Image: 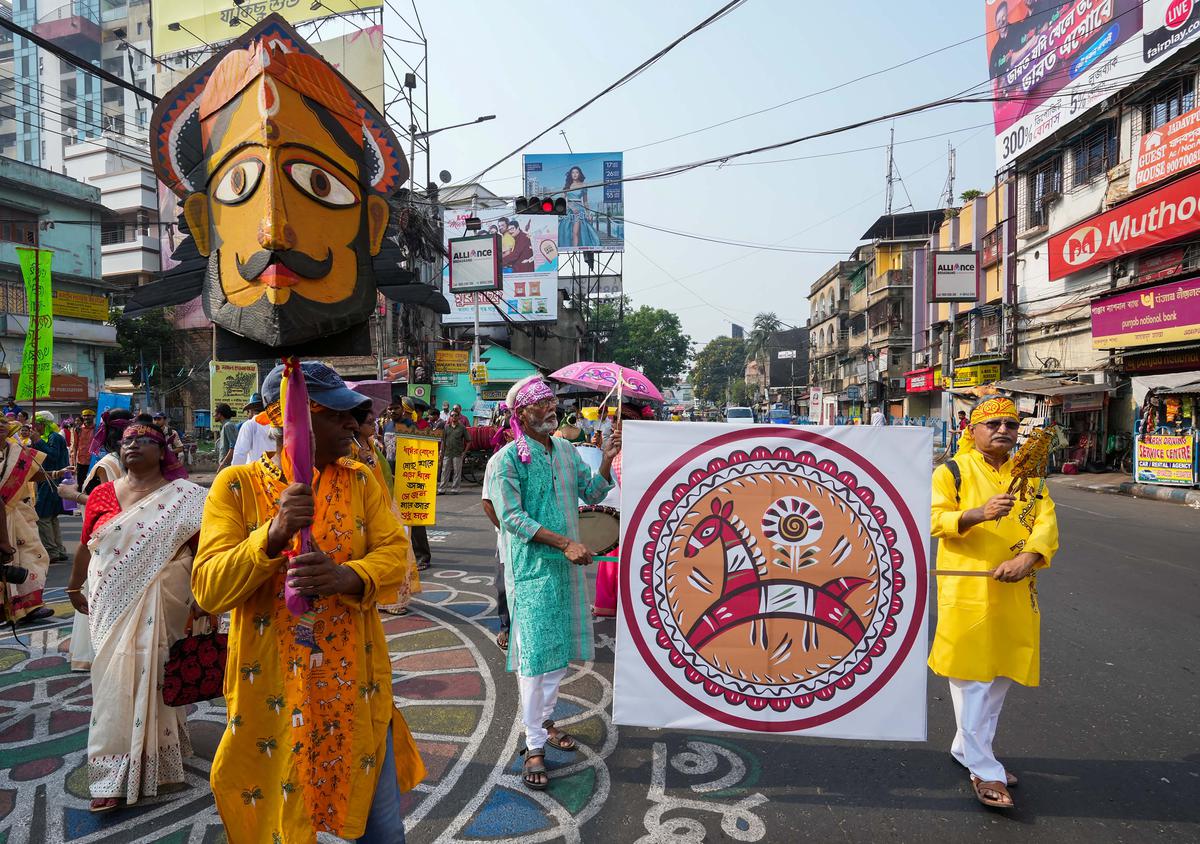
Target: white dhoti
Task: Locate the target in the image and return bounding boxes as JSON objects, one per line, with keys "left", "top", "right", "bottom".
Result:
{"left": 948, "top": 677, "right": 1012, "bottom": 783}
{"left": 513, "top": 627, "right": 567, "bottom": 750}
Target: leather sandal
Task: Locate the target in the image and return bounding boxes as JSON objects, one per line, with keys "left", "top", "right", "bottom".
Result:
{"left": 519, "top": 747, "right": 548, "bottom": 790}
{"left": 970, "top": 775, "right": 1015, "bottom": 809}
{"left": 543, "top": 719, "right": 578, "bottom": 752}
{"left": 1006, "top": 770, "right": 1019, "bottom": 788}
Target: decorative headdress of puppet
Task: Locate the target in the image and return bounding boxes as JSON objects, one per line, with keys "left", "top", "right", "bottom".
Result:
{"left": 149, "top": 15, "right": 406, "bottom": 358}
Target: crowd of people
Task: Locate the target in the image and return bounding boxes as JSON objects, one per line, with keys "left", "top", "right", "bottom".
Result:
{"left": 0, "top": 370, "right": 1061, "bottom": 839}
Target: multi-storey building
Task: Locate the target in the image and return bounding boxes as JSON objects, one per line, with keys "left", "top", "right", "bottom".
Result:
{"left": 0, "top": 0, "right": 159, "bottom": 293}
{"left": 806, "top": 261, "right": 859, "bottom": 424}
{"left": 0, "top": 155, "right": 114, "bottom": 409}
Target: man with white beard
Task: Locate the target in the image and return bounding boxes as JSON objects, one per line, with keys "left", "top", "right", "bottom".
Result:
{"left": 487, "top": 376, "right": 619, "bottom": 791}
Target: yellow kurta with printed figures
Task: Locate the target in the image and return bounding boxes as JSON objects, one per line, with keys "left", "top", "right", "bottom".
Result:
{"left": 928, "top": 449, "right": 1059, "bottom": 687}
{"left": 193, "top": 456, "right": 425, "bottom": 844}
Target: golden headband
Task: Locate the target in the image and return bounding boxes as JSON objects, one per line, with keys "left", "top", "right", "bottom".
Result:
{"left": 970, "top": 397, "right": 1018, "bottom": 426}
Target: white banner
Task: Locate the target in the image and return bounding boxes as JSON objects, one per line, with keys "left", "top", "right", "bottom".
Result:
{"left": 614, "top": 422, "right": 931, "bottom": 740}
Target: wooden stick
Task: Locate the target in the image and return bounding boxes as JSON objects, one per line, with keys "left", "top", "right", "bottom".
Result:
{"left": 931, "top": 569, "right": 996, "bottom": 577}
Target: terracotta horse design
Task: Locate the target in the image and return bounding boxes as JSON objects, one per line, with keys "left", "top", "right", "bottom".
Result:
{"left": 682, "top": 497, "right": 871, "bottom": 652}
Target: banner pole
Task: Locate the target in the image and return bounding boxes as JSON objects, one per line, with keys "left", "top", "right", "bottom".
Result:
{"left": 31, "top": 228, "right": 38, "bottom": 419}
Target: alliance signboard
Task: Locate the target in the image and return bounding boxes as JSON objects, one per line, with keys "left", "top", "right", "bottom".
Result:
{"left": 448, "top": 235, "right": 502, "bottom": 294}
{"left": 931, "top": 251, "right": 980, "bottom": 302}
{"left": 1090, "top": 276, "right": 1200, "bottom": 349}
{"left": 1049, "top": 169, "right": 1200, "bottom": 280}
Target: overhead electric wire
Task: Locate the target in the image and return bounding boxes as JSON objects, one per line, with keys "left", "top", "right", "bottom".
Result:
{"left": 619, "top": 217, "right": 853, "bottom": 253}
{"left": 460, "top": 0, "right": 749, "bottom": 188}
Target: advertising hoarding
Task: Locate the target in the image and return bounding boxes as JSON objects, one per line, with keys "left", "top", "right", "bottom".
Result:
{"left": 152, "top": 0, "right": 382, "bottom": 57}
{"left": 312, "top": 26, "right": 385, "bottom": 111}
{"left": 557, "top": 274, "right": 623, "bottom": 298}
{"left": 1134, "top": 434, "right": 1197, "bottom": 485}
{"left": 442, "top": 207, "right": 558, "bottom": 325}
{"left": 905, "top": 367, "right": 941, "bottom": 393}
{"left": 523, "top": 152, "right": 624, "bottom": 252}
{"left": 1090, "top": 276, "right": 1200, "bottom": 348}
{"left": 1129, "top": 102, "right": 1200, "bottom": 191}
{"left": 952, "top": 363, "right": 1002, "bottom": 388}
{"left": 210, "top": 361, "right": 259, "bottom": 420}
{"left": 1049, "top": 169, "right": 1200, "bottom": 279}
{"left": 448, "top": 235, "right": 502, "bottom": 294}
{"left": 931, "top": 251, "right": 980, "bottom": 302}
{"left": 987, "top": 0, "right": 1200, "bottom": 168}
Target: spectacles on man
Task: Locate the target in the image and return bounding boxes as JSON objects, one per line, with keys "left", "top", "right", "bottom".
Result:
{"left": 980, "top": 419, "right": 1019, "bottom": 431}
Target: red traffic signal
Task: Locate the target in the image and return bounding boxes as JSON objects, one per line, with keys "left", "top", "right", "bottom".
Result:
{"left": 515, "top": 196, "right": 567, "bottom": 215}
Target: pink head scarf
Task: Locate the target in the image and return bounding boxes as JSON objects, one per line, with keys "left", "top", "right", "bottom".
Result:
{"left": 121, "top": 423, "right": 189, "bottom": 482}
{"left": 506, "top": 377, "right": 555, "bottom": 464}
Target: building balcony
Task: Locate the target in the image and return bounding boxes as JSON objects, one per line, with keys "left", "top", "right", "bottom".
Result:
{"left": 868, "top": 268, "right": 909, "bottom": 294}
{"left": 90, "top": 168, "right": 156, "bottom": 214}
{"left": 101, "top": 234, "right": 160, "bottom": 277}
{"left": 32, "top": 9, "right": 100, "bottom": 61}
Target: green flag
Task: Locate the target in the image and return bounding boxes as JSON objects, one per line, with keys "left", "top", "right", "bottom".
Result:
{"left": 16, "top": 247, "right": 53, "bottom": 401}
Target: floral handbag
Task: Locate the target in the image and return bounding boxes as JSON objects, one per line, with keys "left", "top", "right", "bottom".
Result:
{"left": 162, "top": 612, "right": 227, "bottom": 707}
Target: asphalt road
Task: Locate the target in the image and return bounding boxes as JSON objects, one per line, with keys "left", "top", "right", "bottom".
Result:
{"left": 8, "top": 481, "right": 1200, "bottom": 843}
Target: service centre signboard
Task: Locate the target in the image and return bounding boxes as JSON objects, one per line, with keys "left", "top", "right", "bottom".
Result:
{"left": 1091, "top": 276, "right": 1200, "bottom": 349}
{"left": 1050, "top": 169, "right": 1200, "bottom": 280}
{"left": 931, "top": 251, "right": 980, "bottom": 302}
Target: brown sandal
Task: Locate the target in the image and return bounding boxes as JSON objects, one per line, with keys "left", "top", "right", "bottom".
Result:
{"left": 90, "top": 797, "right": 120, "bottom": 813}
{"left": 520, "top": 747, "right": 548, "bottom": 790}
{"left": 1006, "top": 770, "right": 1019, "bottom": 788}
{"left": 970, "top": 775, "right": 1015, "bottom": 809}
{"left": 543, "top": 719, "right": 578, "bottom": 752}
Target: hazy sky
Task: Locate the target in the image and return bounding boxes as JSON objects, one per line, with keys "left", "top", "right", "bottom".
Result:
{"left": 385, "top": 1, "right": 995, "bottom": 347}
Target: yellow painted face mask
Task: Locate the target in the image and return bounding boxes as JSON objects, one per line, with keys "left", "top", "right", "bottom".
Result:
{"left": 151, "top": 15, "right": 405, "bottom": 358}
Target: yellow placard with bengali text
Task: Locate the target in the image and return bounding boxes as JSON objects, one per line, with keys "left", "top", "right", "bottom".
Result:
{"left": 394, "top": 435, "right": 439, "bottom": 526}
{"left": 210, "top": 361, "right": 259, "bottom": 420}
{"left": 435, "top": 350, "right": 470, "bottom": 374}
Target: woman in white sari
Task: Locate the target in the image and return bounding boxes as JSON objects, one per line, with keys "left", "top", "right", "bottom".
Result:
{"left": 66, "top": 420, "right": 205, "bottom": 813}
{"left": 58, "top": 408, "right": 133, "bottom": 672}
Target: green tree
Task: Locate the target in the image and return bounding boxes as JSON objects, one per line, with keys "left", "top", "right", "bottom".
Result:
{"left": 960, "top": 189, "right": 984, "bottom": 202}
{"left": 108, "top": 306, "right": 176, "bottom": 385}
{"left": 745, "top": 313, "right": 783, "bottom": 402}
{"left": 606, "top": 305, "right": 692, "bottom": 389}
{"left": 691, "top": 336, "right": 747, "bottom": 405}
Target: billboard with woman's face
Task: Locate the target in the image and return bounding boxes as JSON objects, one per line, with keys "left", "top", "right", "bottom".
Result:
{"left": 523, "top": 152, "right": 624, "bottom": 253}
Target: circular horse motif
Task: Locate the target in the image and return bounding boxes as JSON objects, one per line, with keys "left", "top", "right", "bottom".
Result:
{"left": 624, "top": 430, "right": 925, "bottom": 731}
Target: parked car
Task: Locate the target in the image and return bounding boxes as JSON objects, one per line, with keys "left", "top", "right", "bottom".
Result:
{"left": 724, "top": 406, "right": 755, "bottom": 424}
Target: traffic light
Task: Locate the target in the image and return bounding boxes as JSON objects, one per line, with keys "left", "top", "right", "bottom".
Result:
{"left": 515, "top": 196, "right": 566, "bottom": 215}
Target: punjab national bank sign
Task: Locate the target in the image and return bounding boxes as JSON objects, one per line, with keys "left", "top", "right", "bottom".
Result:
{"left": 1049, "top": 169, "right": 1200, "bottom": 280}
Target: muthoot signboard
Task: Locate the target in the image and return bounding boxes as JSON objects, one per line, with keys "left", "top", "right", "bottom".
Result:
{"left": 1050, "top": 169, "right": 1200, "bottom": 279}
{"left": 448, "top": 234, "right": 503, "bottom": 293}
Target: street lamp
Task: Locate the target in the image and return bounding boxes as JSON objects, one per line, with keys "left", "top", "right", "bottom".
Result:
{"left": 415, "top": 115, "right": 496, "bottom": 141}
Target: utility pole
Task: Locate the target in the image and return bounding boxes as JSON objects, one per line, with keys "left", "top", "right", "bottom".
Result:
{"left": 884, "top": 126, "right": 895, "bottom": 216}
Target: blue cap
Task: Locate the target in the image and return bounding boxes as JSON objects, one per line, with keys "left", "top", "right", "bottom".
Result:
{"left": 242, "top": 392, "right": 264, "bottom": 409}
{"left": 261, "top": 362, "right": 370, "bottom": 413}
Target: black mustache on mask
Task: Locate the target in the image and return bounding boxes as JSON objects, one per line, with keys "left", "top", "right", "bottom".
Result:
{"left": 236, "top": 248, "right": 334, "bottom": 281}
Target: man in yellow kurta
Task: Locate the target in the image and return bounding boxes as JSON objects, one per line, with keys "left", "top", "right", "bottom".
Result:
{"left": 194, "top": 362, "right": 424, "bottom": 843}
{"left": 930, "top": 396, "right": 1058, "bottom": 811}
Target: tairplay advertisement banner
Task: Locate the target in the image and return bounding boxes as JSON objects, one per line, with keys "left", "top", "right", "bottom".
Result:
{"left": 987, "top": 0, "right": 1142, "bottom": 167}
{"left": 441, "top": 207, "right": 558, "bottom": 325}
{"left": 1050, "top": 169, "right": 1200, "bottom": 279}
{"left": 523, "top": 152, "right": 624, "bottom": 252}
{"left": 1090, "top": 276, "right": 1200, "bottom": 348}
{"left": 152, "top": 0, "right": 381, "bottom": 57}
{"left": 15, "top": 248, "right": 52, "bottom": 401}
{"left": 614, "top": 422, "right": 931, "bottom": 739}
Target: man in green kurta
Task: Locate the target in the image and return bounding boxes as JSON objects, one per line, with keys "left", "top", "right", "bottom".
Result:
{"left": 489, "top": 376, "right": 618, "bottom": 791}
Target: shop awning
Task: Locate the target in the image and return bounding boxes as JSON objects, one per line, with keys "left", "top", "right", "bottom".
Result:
{"left": 994, "top": 378, "right": 1118, "bottom": 397}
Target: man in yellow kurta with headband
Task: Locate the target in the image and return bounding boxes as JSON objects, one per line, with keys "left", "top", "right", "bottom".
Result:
{"left": 930, "top": 396, "right": 1059, "bottom": 811}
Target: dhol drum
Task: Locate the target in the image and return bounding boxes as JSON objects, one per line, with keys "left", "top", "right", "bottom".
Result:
{"left": 577, "top": 505, "right": 621, "bottom": 557}
{"left": 574, "top": 442, "right": 620, "bottom": 509}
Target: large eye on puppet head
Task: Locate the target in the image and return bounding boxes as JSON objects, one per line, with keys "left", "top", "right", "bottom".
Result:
{"left": 284, "top": 161, "right": 358, "bottom": 207}
{"left": 213, "top": 158, "right": 265, "bottom": 205}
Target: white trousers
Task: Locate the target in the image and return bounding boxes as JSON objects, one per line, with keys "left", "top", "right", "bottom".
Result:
{"left": 513, "top": 626, "right": 567, "bottom": 750}
{"left": 949, "top": 677, "right": 1012, "bottom": 783}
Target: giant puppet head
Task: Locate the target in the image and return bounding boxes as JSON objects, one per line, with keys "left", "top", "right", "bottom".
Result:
{"left": 150, "top": 15, "right": 406, "bottom": 357}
